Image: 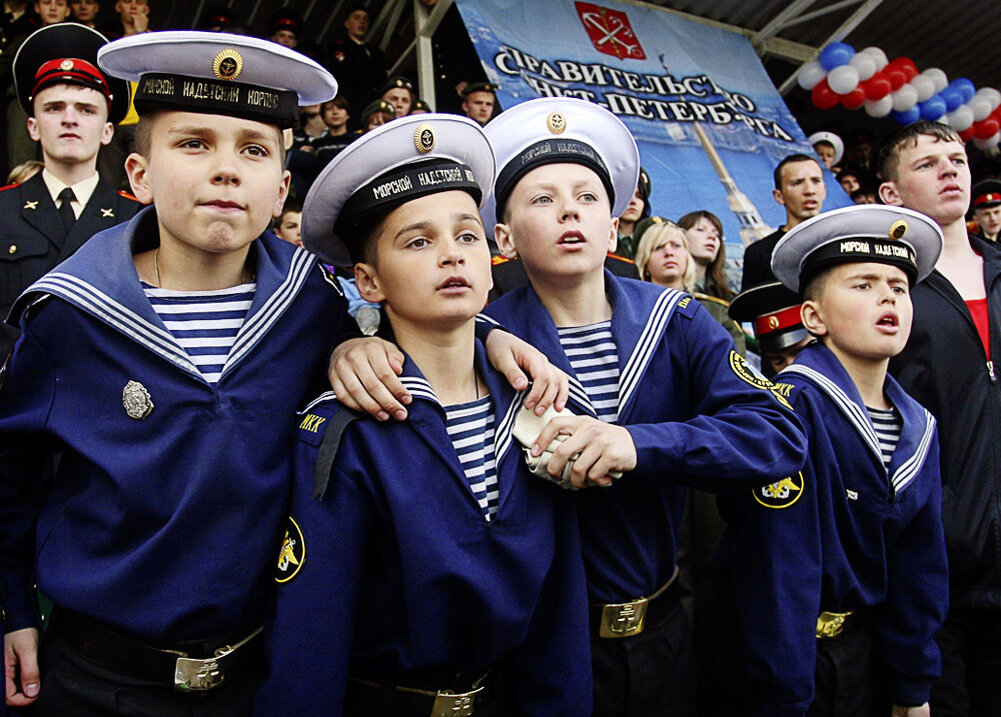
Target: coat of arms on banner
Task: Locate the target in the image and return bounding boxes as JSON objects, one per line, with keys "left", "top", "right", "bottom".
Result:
{"left": 574, "top": 2, "right": 645, "bottom": 60}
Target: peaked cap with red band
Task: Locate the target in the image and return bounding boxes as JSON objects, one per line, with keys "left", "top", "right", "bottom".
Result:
{"left": 13, "top": 23, "right": 131, "bottom": 124}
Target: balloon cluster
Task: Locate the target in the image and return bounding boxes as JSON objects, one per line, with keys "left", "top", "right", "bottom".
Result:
{"left": 798, "top": 42, "right": 1001, "bottom": 151}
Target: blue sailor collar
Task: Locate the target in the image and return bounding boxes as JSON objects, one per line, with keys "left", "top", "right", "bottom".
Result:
{"left": 484, "top": 270, "right": 685, "bottom": 420}
{"left": 780, "top": 343, "right": 935, "bottom": 494}
{"left": 300, "top": 337, "right": 526, "bottom": 510}
{"left": 13, "top": 205, "right": 321, "bottom": 383}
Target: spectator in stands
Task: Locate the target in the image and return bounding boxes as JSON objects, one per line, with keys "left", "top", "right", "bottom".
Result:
{"left": 741, "top": 154, "right": 826, "bottom": 289}
{"left": 808, "top": 130, "right": 843, "bottom": 170}
{"left": 358, "top": 99, "right": 394, "bottom": 133}
{"left": 679, "top": 210, "right": 736, "bottom": 302}
{"left": 100, "top": 0, "right": 148, "bottom": 39}
{"left": 198, "top": 5, "right": 239, "bottom": 32}
{"left": 5, "top": 157, "right": 41, "bottom": 184}
{"left": 33, "top": 0, "right": 68, "bottom": 25}
{"left": 273, "top": 198, "right": 303, "bottom": 247}
{"left": 68, "top": 0, "right": 98, "bottom": 27}
{"left": 266, "top": 7, "right": 300, "bottom": 49}
{"left": 837, "top": 164, "right": 863, "bottom": 196}
{"left": 410, "top": 98, "right": 431, "bottom": 114}
{"left": 970, "top": 179, "right": 1001, "bottom": 241}
{"left": 851, "top": 186, "right": 878, "bottom": 204}
{"left": 311, "top": 96, "right": 352, "bottom": 164}
{"left": 380, "top": 76, "right": 413, "bottom": 119}
{"left": 634, "top": 218, "right": 692, "bottom": 290}
{"left": 329, "top": 6, "right": 387, "bottom": 116}
{"left": 844, "top": 127, "right": 874, "bottom": 171}
{"left": 615, "top": 167, "right": 650, "bottom": 260}
{"left": 461, "top": 82, "right": 497, "bottom": 126}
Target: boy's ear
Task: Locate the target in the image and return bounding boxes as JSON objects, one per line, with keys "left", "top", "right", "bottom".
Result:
{"left": 26, "top": 116, "right": 40, "bottom": 143}
{"left": 607, "top": 216, "right": 619, "bottom": 253}
{"left": 878, "top": 181, "right": 904, "bottom": 207}
{"left": 124, "top": 152, "right": 154, "bottom": 204}
{"left": 494, "top": 222, "right": 518, "bottom": 259}
{"left": 354, "top": 262, "right": 385, "bottom": 303}
{"left": 272, "top": 170, "right": 291, "bottom": 217}
{"left": 800, "top": 300, "right": 828, "bottom": 338}
{"left": 100, "top": 121, "right": 114, "bottom": 147}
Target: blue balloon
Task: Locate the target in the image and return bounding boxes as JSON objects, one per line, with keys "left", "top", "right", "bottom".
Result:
{"left": 942, "top": 88, "right": 964, "bottom": 112}
{"left": 892, "top": 107, "right": 921, "bottom": 125}
{"left": 920, "top": 95, "right": 947, "bottom": 121}
{"left": 953, "top": 78, "right": 976, "bottom": 103}
{"left": 819, "top": 42, "right": 855, "bottom": 71}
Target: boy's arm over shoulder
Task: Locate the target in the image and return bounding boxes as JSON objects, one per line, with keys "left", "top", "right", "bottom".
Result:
{"left": 625, "top": 298, "right": 808, "bottom": 490}
{"left": 718, "top": 384, "right": 824, "bottom": 716}
{"left": 871, "top": 425, "right": 949, "bottom": 709}
{"left": 257, "top": 402, "right": 374, "bottom": 716}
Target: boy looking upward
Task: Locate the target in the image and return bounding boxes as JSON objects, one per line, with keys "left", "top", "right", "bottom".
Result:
{"left": 482, "top": 97, "right": 808, "bottom": 716}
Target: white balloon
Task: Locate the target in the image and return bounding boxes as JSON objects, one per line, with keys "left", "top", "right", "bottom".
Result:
{"left": 864, "top": 95, "right": 894, "bottom": 118}
{"left": 946, "top": 105, "right": 975, "bottom": 131}
{"left": 891, "top": 85, "right": 918, "bottom": 112}
{"left": 848, "top": 53, "right": 876, "bottom": 81}
{"left": 827, "top": 65, "right": 860, "bottom": 95}
{"left": 922, "top": 68, "right": 949, "bottom": 94}
{"left": 797, "top": 60, "right": 827, "bottom": 91}
{"left": 910, "top": 76, "right": 936, "bottom": 103}
{"left": 970, "top": 96, "right": 993, "bottom": 122}
{"left": 977, "top": 87, "right": 1001, "bottom": 111}
{"left": 973, "top": 132, "right": 1001, "bottom": 151}
{"left": 860, "top": 46, "right": 889, "bottom": 71}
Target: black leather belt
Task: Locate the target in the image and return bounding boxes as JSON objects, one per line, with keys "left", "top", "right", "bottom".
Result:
{"left": 589, "top": 567, "right": 681, "bottom": 638}
{"left": 344, "top": 670, "right": 492, "bottom": 717}
{"left": 52, "top": 608, "right": 263, "bottom": 691}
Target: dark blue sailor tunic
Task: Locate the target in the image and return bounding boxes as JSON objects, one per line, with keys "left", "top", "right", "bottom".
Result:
{"left": 0, "top": 206, "right": 350, "bottom": 643}
{"left": 256, "top": 345, "right": 592, "bottom": 717}
{"left": 718, "top": 343, "right": 948, "bottom": 715}
{"left": 483, "top": 271, "right": 808, "bottom": 603}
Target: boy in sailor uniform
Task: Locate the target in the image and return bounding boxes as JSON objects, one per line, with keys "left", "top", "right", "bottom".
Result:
{"left": 256, "top": 114, "right": 591, "bottom": 717}
{"left": 719, "top": 205, "right": 949, "bottom": 716}
{"left": 479, "top": 97, "right": 809, "bottom": 717}
{"left": 0, "top": 32, "right": 565, "bottom": 715}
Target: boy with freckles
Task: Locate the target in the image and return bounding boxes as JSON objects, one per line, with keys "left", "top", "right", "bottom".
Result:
{"left": 721, "top": 204, "right": 949, "bottom": 716}
{"left": 481, "top": 97, "right": 808, "bottom": 716}
{"left": 1, "top": 32, "right": 562, "bottom": 715}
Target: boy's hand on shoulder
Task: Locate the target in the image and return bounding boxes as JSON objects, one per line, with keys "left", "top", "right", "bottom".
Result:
{"left": 329, "top": 338, "right": 411, "bottom": 421}
{"left": 5, "top": 627, "right": 39, "bottom": 707}
{"left": 532, "top": 416, "right": 636, "bottom": 488}
{"left": 891, "top": 704, "right": 929, "bottom": 717}
{"left": 485, "top": 331, "right": 569, "bottom": 415}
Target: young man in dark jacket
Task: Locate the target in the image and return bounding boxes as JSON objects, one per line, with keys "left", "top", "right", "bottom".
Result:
{"left": 881, "top": 120, "right": 1001, "bottom": 717}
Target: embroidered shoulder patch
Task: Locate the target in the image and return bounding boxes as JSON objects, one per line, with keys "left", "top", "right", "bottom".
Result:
{"left": 753, "top": 471, "right": 805, "bottom": 509}
{"left": 728, "top": 350, "right": 792, "bottom": 410}
{"left": 275, "top": 516, "right": 305, "bottom": 583}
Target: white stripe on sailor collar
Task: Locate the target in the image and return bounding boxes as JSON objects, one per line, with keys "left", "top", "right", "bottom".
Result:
{"left": 618, "top": 288, "right": 684, "bottom": 415}
{"left": 891, "top": 410, "right": 935, "bottom": 494}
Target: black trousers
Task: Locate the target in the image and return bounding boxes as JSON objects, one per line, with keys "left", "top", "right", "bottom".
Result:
{"left": 592, "top": 596, "right": 696, "bottom": 717}
{"left": 806, "top": 618, "right": 879, "bottom": 717}
{"left": 34, "top": 622, "right": 262, "bottom": 717}
{"left": 931, "top": 607, "right": 1001, "bottom": 717}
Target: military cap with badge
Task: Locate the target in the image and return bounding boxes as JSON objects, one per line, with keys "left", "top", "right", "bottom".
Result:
{"left": 771, "top": 204, "right": 943, "bottom": 294}
{"left": 461, "top": 81, "right": 499, "bottom": 98}
{"left": 972, "top": 179, "right": 1001, "bottom": 209}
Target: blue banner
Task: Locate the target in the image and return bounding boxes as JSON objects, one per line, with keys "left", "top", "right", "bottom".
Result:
{"left": 455, "top": 0, "right": 851, "bottom": 284}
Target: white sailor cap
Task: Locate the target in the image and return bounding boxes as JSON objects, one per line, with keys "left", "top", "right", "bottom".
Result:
{"left": 483, "top": 97, "right": 639, "bottom": 224}
{"left": 302, "top": 113, "right": 495, "bottom": 269}
{"left": 808, "top": 131, "right": 844, "bottom": 165}
{"left": 97, "top": 31, "right": 337, "bottom": 129}
{"left": 771, "top": 205, "right": 944, "bottom": 293}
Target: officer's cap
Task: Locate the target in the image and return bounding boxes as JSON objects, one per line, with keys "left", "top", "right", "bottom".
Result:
{"left": 771, "top": 205, "right": 943, "bottom": 293}
{"left": 808, "top": 131, "right": 844, "bottom": 165}
{"left": 302, "top": 114, "right": 495, "bottom": 269}
{"left": 461, "top": 82, "right": 498, "bottom": 98}
{"left": 200, "top": 6, "right": 240, "bottom": 32}
{"left": 381, "top": 76, "right": 414, "bottom": 96}
{"left": 729, "top": 281, "right": 809, "bottom": 353}
{"left": 97, "top": 31, "right": 337, "bottom": 129}
{"left": 14, "top": 23, "right": 131, "bottom": 124}
{"left": 972, "top": 179, "right": 1001, "bottom": 209}
{"left": 267, "top": 7, "right": 303, "bottom": 37}
{"left": 483, "top": 97, "right": 639, "bottom": 224}
{"left": 360, "top": 99, "right": 396, "bottom": 126}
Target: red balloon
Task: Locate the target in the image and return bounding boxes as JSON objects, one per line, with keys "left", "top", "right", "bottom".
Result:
{"left": 885, "top": 68, "right": 907, "bottom": 91}
{"left": 960, "top": 127, "right": 976, "bottom": 143}
{"left": 840, "top": 87, "right": 866, "bottom": 109}
{"left": 974, "top": 119, "right": 1000, "bottom": 139}
{"left": 893, "top": 57, "right": 919, "bottom": 81}
{"left": 811, "top": 80, "right": 839, "bottom": 110}
{"left": 862, "top": 74, "right": 892, "bottom": 100}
